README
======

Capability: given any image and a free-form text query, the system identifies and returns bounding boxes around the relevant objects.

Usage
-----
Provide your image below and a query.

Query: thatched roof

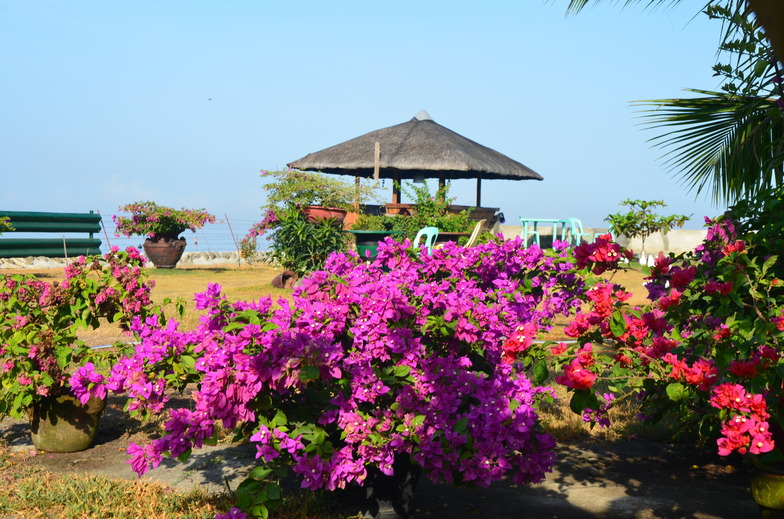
[288,111,543,182]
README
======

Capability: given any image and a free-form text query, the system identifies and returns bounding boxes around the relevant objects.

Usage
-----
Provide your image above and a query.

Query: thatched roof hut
[288,111,542,206]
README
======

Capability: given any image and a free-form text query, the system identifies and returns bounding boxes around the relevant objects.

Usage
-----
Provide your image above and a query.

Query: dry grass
[0,465,233,518]
[0,464,354,519]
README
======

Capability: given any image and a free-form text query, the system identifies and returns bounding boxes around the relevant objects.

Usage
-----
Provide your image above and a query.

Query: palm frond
[636,89,783,205]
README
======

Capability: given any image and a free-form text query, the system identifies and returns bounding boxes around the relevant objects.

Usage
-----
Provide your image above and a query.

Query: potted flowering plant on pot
[113,201,216,268]
[521,186,784,513]
[0,247,164,452]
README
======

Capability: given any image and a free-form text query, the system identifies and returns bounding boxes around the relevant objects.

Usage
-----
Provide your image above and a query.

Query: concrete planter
[29,392,106,453]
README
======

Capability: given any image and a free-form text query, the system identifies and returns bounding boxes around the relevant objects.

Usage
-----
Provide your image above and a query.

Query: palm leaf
[636,89,783,205]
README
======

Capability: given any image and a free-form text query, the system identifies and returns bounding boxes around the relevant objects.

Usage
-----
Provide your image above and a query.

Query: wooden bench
[0,210,103,258]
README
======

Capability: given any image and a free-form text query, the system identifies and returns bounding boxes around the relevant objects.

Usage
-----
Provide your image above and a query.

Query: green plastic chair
[414,226,439,254]
[561,217,591,246]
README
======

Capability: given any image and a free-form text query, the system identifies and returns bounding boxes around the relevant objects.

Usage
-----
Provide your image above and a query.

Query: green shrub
[392,182,473,240]
[268,206,349,275]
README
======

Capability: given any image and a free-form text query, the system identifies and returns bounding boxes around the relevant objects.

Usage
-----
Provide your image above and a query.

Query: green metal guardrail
[0,210,102,258]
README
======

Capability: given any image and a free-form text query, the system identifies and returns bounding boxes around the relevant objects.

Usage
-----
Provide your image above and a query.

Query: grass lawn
[0,259,655,518]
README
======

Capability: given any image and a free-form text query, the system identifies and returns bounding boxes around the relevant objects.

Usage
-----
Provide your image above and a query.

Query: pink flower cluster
[710,383,773,456]
[573,233,632,275]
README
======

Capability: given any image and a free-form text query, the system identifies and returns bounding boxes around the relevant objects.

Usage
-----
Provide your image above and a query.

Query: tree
[605,199,690,259]
[566,1,784,206]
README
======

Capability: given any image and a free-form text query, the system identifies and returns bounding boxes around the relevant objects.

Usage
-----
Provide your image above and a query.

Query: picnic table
[519,217,568,247]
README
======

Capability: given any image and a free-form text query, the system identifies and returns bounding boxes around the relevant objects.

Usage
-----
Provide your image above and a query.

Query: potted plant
[260,169,381,224]
[241,170,382,274]
[347,213,401,261]
[392,182,474,244]
[113,201,216,268]
[0,247,163,452]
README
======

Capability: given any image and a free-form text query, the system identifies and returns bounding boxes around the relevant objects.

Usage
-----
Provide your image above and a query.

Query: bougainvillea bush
[0,248,163,419]
[526,186,784,470]
[86,236,628,518]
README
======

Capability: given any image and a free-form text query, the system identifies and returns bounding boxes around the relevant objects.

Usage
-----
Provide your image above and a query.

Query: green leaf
[179,355,196,370]
[392,365,411,378]
[533,361,549,385]
[298,365,320,383]
[236,478,263,495]
[265,482,282,501]
[176,448,192,463]
[248,466,273,481]
[666,382,688,402]
[569,389,600,415]
[609,311,626,337]
[452,417,469,434]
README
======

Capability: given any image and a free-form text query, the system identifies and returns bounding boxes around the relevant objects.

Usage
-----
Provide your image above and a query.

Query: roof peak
[414,110,433,122]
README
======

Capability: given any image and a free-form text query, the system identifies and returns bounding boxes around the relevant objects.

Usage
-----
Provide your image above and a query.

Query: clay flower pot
[143,237,187,268]
[303,206,347,223]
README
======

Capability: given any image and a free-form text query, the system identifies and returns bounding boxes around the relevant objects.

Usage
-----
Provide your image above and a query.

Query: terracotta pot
[29,393,106,453]
[303,206,347,223]
[344,211,360,230]
[143,237,187,268]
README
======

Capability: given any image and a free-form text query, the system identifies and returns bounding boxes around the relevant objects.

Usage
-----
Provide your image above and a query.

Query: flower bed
[77,235,628,518]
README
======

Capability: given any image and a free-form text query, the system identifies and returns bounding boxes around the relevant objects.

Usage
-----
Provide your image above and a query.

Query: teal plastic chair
[414,226,439,254]
[561,217,591,246]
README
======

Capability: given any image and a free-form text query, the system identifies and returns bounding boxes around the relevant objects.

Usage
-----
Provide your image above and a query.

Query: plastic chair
[413,226,439,254]
[519,217,540,247]
[561,217,591,246]
[464,219,487,248]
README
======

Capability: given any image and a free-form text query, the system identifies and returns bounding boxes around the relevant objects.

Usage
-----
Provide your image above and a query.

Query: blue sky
[1,1,727,249]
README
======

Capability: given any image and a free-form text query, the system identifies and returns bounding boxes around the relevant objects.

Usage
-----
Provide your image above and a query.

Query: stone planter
[29,392,106,453]
[143,237,187,268]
